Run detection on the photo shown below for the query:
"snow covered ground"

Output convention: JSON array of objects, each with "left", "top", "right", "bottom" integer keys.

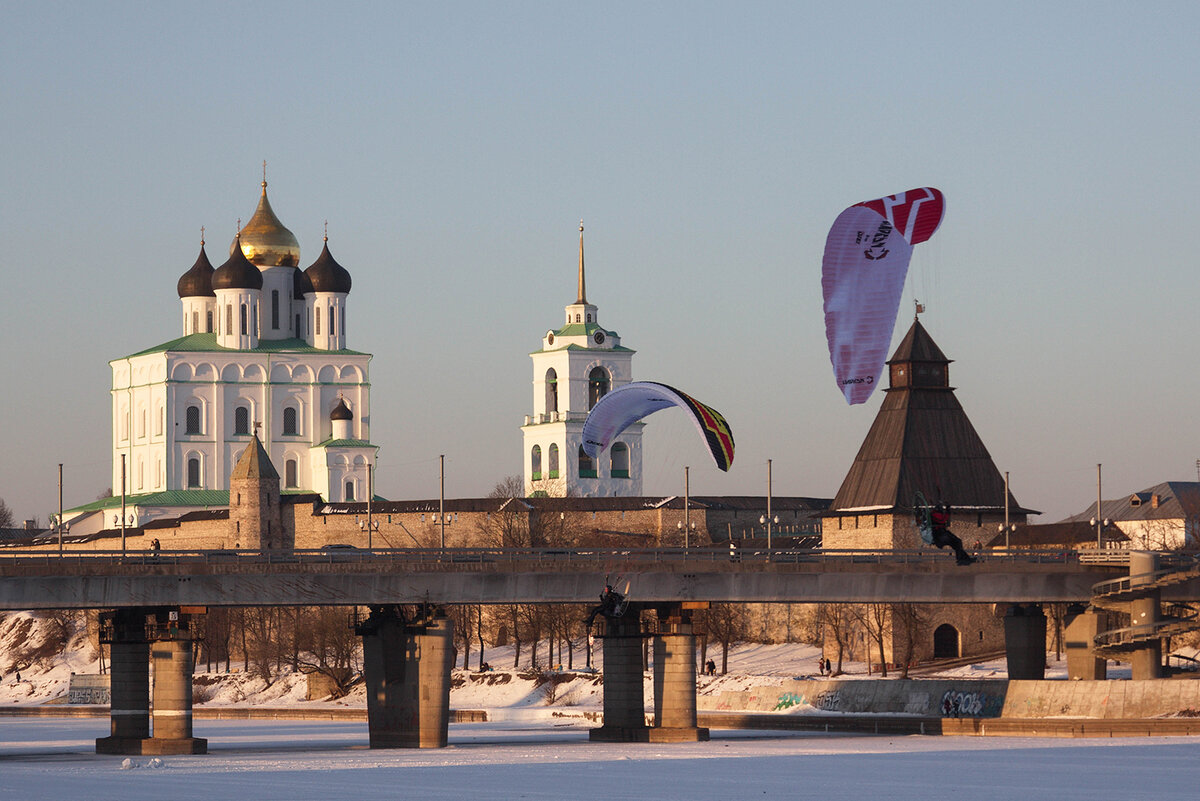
[{"left": 3, "top": 717, "right": 1200, "bottom": 801}]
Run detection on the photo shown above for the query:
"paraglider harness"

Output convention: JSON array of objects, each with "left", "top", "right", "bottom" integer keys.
[
  {"left": 585, "top": 575, "right": 628, "bottom": 628},
  {"left": 913, "top": 491, "right": 974, "bottom": 565}
]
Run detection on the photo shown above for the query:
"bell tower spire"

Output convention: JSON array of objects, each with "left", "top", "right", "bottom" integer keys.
[{"left": 576, "top": 220, "right": 587, "bottom": 305}]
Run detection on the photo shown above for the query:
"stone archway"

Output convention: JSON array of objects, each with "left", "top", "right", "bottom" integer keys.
[{"left": 933, "top": 623, "right": 960, "bottom": 659}]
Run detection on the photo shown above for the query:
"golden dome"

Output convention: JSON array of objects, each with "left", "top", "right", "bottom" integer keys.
[{"left": 231, "top": 181, "right": 300, "bottom": 267}]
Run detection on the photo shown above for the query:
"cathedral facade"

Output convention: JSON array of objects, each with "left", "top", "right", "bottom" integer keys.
[{"left": 69, "top": 178, "right": 377, "bottom": 534}]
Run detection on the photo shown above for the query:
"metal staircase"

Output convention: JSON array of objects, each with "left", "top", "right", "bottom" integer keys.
[{"left": 1090, "top": 555, "right": 1200, "bottom": 656}]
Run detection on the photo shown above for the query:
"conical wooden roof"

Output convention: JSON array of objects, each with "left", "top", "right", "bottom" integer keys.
[
  {"left": 830, "top": 320, "right": 1027, "bottom": 514},
  {"left": 230, "top": 432, "right": 279, "bottom": 481}
]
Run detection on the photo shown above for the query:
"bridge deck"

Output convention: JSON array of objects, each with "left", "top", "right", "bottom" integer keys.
[{"left": 1, "top": 548, "right": 1178, "bottom": 610}]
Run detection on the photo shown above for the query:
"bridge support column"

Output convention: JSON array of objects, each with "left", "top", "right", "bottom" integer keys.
[
  {"left": 650, "top": 609, "right": 708, "bottom": 743},
  {"left": 96, "top": 609, "right": 150, "bottom": 754},
  {"left": 358, "top": 606, "right": 454, "bottom": 748},
  {"left": 1064, "top": 603, "right": 1107, "bottom": 680},
  {"left": 590, "top": 607, "right": 649, "bottom": 742},
  {"left": 1128, "top": 552, "right": 1162, "bottom": 680},
  {"left": 1003, "top": 604, "right": 1046, "bottom": 680},
  {"left": 144, "top": 626, "right": 207, "bottom": 754}
]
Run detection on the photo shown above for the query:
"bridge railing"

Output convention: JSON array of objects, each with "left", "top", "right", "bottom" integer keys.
[{"left": 0, "top": 546, "right": 1124, "bottom": 576}]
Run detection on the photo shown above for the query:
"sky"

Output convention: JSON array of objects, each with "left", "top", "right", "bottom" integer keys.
[{"left": 2, "top": 1, "right": 1199, "bottom": 524}]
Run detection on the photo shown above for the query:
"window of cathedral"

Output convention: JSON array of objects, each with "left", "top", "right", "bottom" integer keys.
[
  {"left": 119, "top": 407, "right": 129, "bottom": 442},
  {"left": 545, "top": 368, "right": 558, "bottom": 413},
  {"left": 345, "top": 481, "right": 355, "bottom": 501},
  {"left": 185, "top": 404, "right": 201, "bottom": 435},
  {"left": 206, "top": 310, "right": 213, "bottom": 333},
  {"left": 187, "top": 456, "right": 201, "bottom": 488},
  {"left": 283, "top": 406, "right": 299, "bottom": 436},
  {"left": 156, "top": 406, "right": 164, "bottom": 437},
  {"left": 611, "top": 442, "right": 630, "bottom": 478},
  {"left": 137, "top": 408, "right": 146, "bottom": 440},
  {"left": 271, "top": 290, "right": 280, "bottom": 330},
  {"left": 531, "top": 445, "right": 542, "bottom": 481},
  {"left": 240, "top": 303, "right": 248, "bottom": 336},
  {"left": 330, "top": 307, "right": 336, "bottom": 339},
  {"left": 192, "top": 310, "right": 199, "bottom": 334},
  {"left": 341, "top": 307, "right": 346, "bottom": 336},
  {"left": 226, "top": 304, "right": 233, "bottom": 336},
  {"left": 588, "top": 367, "right": 610, "bottom": 409},
  {"left": 285, "top": 459, "right": 298, "bottom": 488},
  {"left": 575, "top": 314, "right": 581, "bottom": 323},
  {"left": 548, "top": 443, "right": 559, "bottom": 478},
  {"left": 578, "top": 446, "right": 596, "bottom": 478},
  {"left": 234, "top": 406, "right": 250, "bottom": 436},
  {"left": 315, "top": 307, "right": 321, "bottom": 336}
]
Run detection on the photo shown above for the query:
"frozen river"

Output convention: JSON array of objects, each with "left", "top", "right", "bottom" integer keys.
[{"left": 2, "top": 717, "right": 1199, "bottom": 801}]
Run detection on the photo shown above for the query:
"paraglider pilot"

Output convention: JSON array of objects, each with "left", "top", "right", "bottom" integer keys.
[
  {"left": 930, "top": 503, "right": 974, "bottom": 565},
  {"left": 585, "top": 580, "right": 625, "bottom": 628}
]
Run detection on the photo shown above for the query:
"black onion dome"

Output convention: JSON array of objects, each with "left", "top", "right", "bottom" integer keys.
[
  {"left": 293, "top": 265, "right": 313, "bottom": 300},
  {"left": 304, "top": 241, "right": 352, "bottom": 294},
  {"left": 330, "top": 398, "right": 353, "bottom": 421},
  {"left": 212, "top": 236, "right": 264, "bottom": 291},
  {"left": 177, "top": 244, "right": 216, "bottom": 298}
]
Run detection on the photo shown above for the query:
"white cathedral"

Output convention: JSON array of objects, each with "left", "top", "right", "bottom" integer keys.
[
  {"left": 66, "top": 178, "right": 377, "bottom": 534},
  {"left": 521, "top": 224, "right": 644, "bottom": 497}
]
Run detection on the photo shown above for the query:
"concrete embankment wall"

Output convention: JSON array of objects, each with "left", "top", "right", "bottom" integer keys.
[{"left": 700, "top": 678, "right": 1200, "bottom": 719}]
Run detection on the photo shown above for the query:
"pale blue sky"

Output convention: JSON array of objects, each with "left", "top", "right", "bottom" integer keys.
[{"left": 2, "top": 1, "right": 1198, "bottom": 523}]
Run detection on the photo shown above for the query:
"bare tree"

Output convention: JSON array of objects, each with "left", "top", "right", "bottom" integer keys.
[
  {"left": 0, "top": 497, "right": 13, "bottom": 529},
  {"left": 699, "top": 604, "right": 749, "bottom": 674},
  {"left": 891, "top": 603, "right": 928, "bottom": 677},
  {"left": 850, "top": 603, "right": 890, "bottom": 677},
  {"left": 816, "top": 603, "right": 855, "bottom": 675},
  {"left": 292, "top": 606, "right": 360, "bottom": 698}
]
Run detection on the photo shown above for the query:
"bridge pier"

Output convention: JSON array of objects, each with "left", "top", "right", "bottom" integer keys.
[
  {"left": 357, "top": 606, "right": 454, "bottom": 748},
  {"left": 1064, "top": 603, "right": 1107, "bottom": 680},
  {"left": 651, "top": 609, "right": 708, "bottom": 742},
  {"left": 96, "top": 608, "right": 206, "bottom": 755},
  {"left": 1003, "top": 604, "right": 1046, "bottom": 680},
  {"left": 590, "top": 607, "right": 649, "bottom": 742},
  {"left": 1128, "top": 552, "right": 1162, "bottom": 680}
]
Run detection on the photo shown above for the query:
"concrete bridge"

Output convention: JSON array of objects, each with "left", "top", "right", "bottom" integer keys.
[
  {"left": 0, "top": 547, "right": 1181, "bottom": 609},
  {"left": 3, "top": 547, "right": 1198, "bottom": 755}
]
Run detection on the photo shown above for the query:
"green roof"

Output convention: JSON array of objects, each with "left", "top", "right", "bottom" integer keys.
[
  {"left": 117, "top": 333, "right": 370, "bottom": 360},
  {"left": 316, "top": 438, "right": 378, "bottom": 449},
  {"left": 65, "top": 489, "right": 231, "bottom": 515}
]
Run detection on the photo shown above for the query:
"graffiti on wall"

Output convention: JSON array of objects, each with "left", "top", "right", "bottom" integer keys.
[{"left": 940, "top": 689, "right": 1001, "bottom": 718}]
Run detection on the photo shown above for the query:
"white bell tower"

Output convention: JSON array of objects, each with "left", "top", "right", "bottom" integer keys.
[{"left": 521, "top": 223, "right": 643, "bottom": 497}]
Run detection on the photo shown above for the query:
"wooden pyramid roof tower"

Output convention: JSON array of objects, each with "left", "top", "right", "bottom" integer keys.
[{"left": 830, "top": 319, "right": 1027, "bottom": 515}]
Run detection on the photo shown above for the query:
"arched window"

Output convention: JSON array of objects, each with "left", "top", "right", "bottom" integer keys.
[
  {"left": 271, "top": 290, "right": 280, "bottom": 330},
  {"left": 548, "top": 443, "right": 560, "bottom": 478},
  {"left": 225, "top": 304, "right": 233, "bottom": 335},
  {"left": 315, "top": 306, "right": 322, "bottom": 336},
  {"left": 575, "top": 313, "right": 581, "bottom": 323},
  {"left": 611, "top": 442, "right": 630, "bottom": 478},
  {"left": 192, "top": 310, "right": 199, "bottom": 334},
  {"left": 579, "top": 446, "right": 596, "bottom": 478},
  {"left": 933, "top": 624, "right": 960, "bottom": 659},
  {"left": 340, "top": 307, "right": 346, "bottom": 336},
  {"left": 545, "top": 368, "right": 558, "bottom": 413},
  {"left": 285, "top": 458, "right": 298, "bottom": 489},
  {"left": 156, "top": 405, "right": 164, "bottom": 436},
  {"left": 345, "top": 481, "right": 355, "bottom": 501},
  {"left": 234, "top": 406, "right": 250, "bottom": 436},
  {"left": 137, "top": 408, "right": 145, "bottom": 439},
  {"left": 240, "top": 303, "right": 248, "bottom": 335},
  {"left": 329, "top": 306, "right": 336, "bottom": 338},
  {"left": 588, "top": 367, "right": 610, "bottom": 409},
  {"left": 185, "top": 404, "right": 201, "bottom": 435},
  {"left": 206, "top": 310, "right": 213, "bottom": 333},
  {"left": 187, "top": 456, "right": 201, "bottom": 488},
  {"left": 295, "top": 313, "right": 301, "bottom": 336},
  {"left": 531, "top": 445, "right": 542, "bottom": 480},
  {"left": 283, "top": 406, "right": 298, "bottom": 436}
]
